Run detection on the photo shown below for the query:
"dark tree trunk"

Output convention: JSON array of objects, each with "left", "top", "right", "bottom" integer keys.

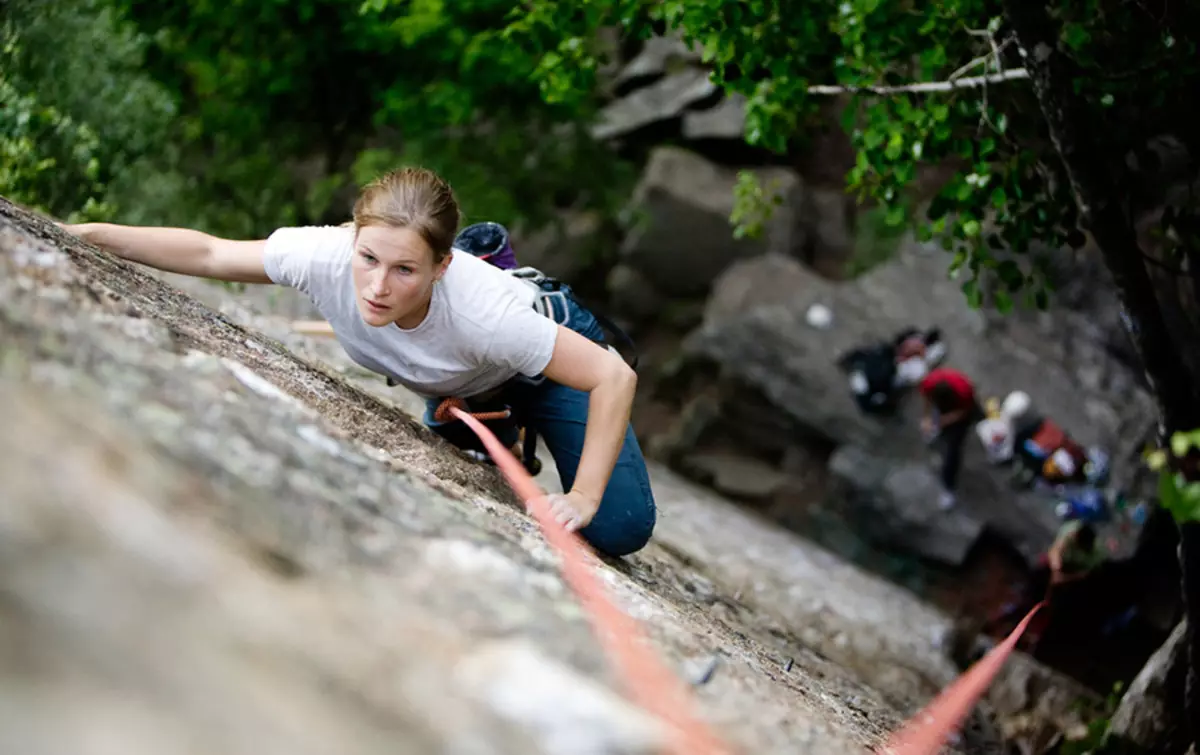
[{"left": 1002, "top": 0, "right": 1200, "bottom": 746}]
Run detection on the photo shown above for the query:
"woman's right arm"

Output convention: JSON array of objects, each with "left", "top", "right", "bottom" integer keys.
[{"left": 61, "top": 222, "right": 272, "bottom": 284}]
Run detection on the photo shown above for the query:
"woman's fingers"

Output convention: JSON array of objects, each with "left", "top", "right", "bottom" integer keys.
[{"left": 538, "top": 493, "right": 583, "bottom": 532}]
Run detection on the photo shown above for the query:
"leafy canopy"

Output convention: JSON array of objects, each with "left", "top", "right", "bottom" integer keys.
[
  {"left": 505, "top": 0, "right": 1199, "bottom": 312},
  {"left": 4, "top": 0, "right": 635, "bottom": 237}
]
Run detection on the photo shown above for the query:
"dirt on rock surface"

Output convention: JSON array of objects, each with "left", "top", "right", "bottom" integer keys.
[{"left": 0, "top": 197, "right": 1095, "bottom": 753}]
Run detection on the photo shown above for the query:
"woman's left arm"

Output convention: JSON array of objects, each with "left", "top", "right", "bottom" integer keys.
[{"left": 540, "top": 326, "right": 638, "bottom": 527}]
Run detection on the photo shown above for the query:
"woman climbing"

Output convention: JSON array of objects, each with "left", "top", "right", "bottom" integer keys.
[{"left": 59, "top": 166, "right": 657, "bottom": 557}]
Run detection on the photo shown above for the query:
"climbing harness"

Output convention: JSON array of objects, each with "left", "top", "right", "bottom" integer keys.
[{"left": 431, "top": 395, "right": 543, "bottom": 476}]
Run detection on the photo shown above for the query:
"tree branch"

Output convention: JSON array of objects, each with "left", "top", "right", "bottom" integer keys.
[
  {"left": 949, "top": 34, "right": 1014, "bottom": 81},
  {"left": 806, "top": 68, "right": 1028, "bottom": 96}
]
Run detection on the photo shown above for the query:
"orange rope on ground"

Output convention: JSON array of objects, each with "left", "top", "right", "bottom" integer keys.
[
  {"left": 448, "top": 405, "right": 1047, "bottom": 755},
  {"left": 448, "top": 406, "right": 734, "bottom": 755},
  {"left": 875, "top": 602, "right": 1047, "bottom": 755}
]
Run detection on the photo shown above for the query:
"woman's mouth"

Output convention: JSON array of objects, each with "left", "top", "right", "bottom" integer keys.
[{"left": 365, "top": 298, "right": 389, "bottom": 313}]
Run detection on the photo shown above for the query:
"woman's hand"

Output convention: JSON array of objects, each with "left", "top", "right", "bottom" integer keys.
[
  {"left": 56, "top": 222, "right": 92, "bottom": 240},
  {"left": 537, "top": 490, "right": 601, "bottom": 533}
]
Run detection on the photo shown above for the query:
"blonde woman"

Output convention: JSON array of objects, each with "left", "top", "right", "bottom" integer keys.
[{"left": 60, "top": 167, "right": 657, "bottom": 557}]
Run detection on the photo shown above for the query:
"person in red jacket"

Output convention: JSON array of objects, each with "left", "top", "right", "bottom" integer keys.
[{"left": 919, "top": 366, "right": 985, "bottom": 510}]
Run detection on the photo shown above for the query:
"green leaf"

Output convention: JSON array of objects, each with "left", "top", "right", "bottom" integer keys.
[
  {"left": 1159, "top": 470, "right": 1184, "bottom": 517},
  {"left": 962, "top": 218, "right": 981, "bottom": 237},
  {"left": 1146, "top": 449, "right": 1168, "bottom": 471},
  {"left": 962, "top": 278, "right": 982, "bottom": 309},
  {"left": 884, "top": 130, "right": 904, "bottom": 160},
  {"left": 1161, "top": 471, "right": 1200, "bottom": 524},
  {"left": 997, "top": 259, "right": 1024, "bottom": 291},
  {"left": 994, "top": 290, "right": 1013, "bottom": 314},
  {"left": 1061, "top": 22, "right": 1090, "bottom": 51},
  {"left": 1171, "top": 432, "right": 1191, "bottom": 457}
]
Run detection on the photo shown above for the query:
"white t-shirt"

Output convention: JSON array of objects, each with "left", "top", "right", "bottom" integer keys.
[{"left": 262, "top": 225, "right": 559, "bottom": 399}]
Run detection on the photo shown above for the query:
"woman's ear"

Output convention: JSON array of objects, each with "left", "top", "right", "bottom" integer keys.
[{"left": 435, "top": 253, "right": 453, "bottom": 281}]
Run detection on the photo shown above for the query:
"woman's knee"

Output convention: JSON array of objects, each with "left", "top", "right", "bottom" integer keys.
[{"left": 579, "top": 461, "right": 657, "bottom": 557}]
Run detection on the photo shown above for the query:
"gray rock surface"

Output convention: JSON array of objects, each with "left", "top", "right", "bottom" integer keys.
[
  {"left": 611, "top": 32, "right": 704, "bottom": 93},
  {"left": 684, "top": 249, "right": 1156, "bottom": 565},
  {"left": 0, "top": 196, "right": 1097, "bottom": 754},
  {"left": 508, "top": 209, "right": 607, "bottom": 284},
  {"left": 593, "top": 68, "right": 718, "bottom": 141},
  {"left": 1109, "top": 620, "right": 1191, "bottom": 753},
  {"left": 682, "top": 94, "right": 748, "bottom": 140},
  {"left": 679, "top": 452, "right": 791, "bottom": 500},
  {"left": 619, "top": 147, "right": 803, "bottom": 298}
]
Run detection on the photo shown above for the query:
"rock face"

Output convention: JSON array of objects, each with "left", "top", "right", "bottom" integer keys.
[
  {"left": 1108, "top": 620, "right": 1191, "bottom": 753},
  {"left": 619, "top": 147, "right": 803, "bottom": 299},
  {"left": 0, "top": 196, "right": 1099, "bottom": 753},
  {"left": 595, "top": 32, "right": 711, "bottom": 141},
  {"left": 683, "top": 248, "right": 1157, "bottom": 566},
  {"left": 593, "top": 33, "right": 860, "bottom": 288}
]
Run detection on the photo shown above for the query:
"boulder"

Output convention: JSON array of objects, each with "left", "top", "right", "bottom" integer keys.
[
  {"left": 683, "top": 244, "right": 1157, "bottom": 565},
  {"left": 620, "top": 147, "right": 803, "bottom": 298},
  {"left": 611, "top": 32, "right": 704, "bottom": 94},
  {"left": 509, "top": 209, "right": 608, "bottom": 284},
  {"left": 1108, "top": 620, "right": 1191, "bottom": 753},
  {"left": 799, "top": 188, "right": 856, "bottom": 277},
  {"left": 682, "top": 93, "right": 747, "bottom": 141},
  {"left": 830, "top": 446, "right": 986, "bottom": 566},
  {"left": 679, "top": 452, "right": 791, "bottom": 500},
  {"left": 592, "top": 67, "right": 718, "bottom": 142},
  {"left": 606, "top": 263, "right": 662, "bottom": 322}
]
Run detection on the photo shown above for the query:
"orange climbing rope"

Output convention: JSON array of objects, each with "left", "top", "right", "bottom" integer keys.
[
  {"left": 446, "top": 404, "right": 1048, "bottom": 755},
  {"left": 875, "top": 602, "right": 1047, "bottom": 754},
  {"left": 434, "top": 396, "right": 511, "bottom": 424},
  {"left": 448, "top": 406, "right": 733, "bottom": 755}
]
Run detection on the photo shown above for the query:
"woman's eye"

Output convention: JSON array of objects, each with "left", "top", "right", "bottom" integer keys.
[{"left": 360, "top": 253, "right": 377, "bottom": 265}]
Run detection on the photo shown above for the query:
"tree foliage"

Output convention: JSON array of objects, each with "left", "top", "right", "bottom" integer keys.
[
  {"left": 506, "top": 0, "right": 1200, "bottom": 313},
  {"left": 3, "top": 0, "right": 635, "bottom": 236},
  {"left": 0, "top": 0, "right": 175, "bottom": 221}
]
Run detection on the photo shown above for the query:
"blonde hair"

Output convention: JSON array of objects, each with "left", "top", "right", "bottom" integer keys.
[{"left": 351, "top": 167, "right": 461, "bottom": 262}]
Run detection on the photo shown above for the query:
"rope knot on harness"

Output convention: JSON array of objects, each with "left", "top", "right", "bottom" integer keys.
[{"left": 433, "top": 396, "right": 511, "bottom": 425}]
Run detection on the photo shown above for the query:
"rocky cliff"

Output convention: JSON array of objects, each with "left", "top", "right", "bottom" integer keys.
[{"left": 0, "top": 197, "right": 1105, "bottom": 752}]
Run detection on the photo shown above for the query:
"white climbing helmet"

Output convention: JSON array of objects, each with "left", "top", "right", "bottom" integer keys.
[{"left": 1001, "top": 390, "right": 1031, "bottom": 420}]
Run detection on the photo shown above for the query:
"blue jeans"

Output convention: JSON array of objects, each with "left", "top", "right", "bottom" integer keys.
[{"left": 424, "top": 284, "right": 657, "bottom": 557}]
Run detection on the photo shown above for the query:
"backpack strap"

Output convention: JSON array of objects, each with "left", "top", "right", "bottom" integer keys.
[{"left": 510, "top": 267, "right": 639, "bottom": 370}]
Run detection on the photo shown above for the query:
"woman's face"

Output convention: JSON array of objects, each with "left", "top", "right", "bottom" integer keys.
[{"left": 351, "top": 225, "right": 450, "bottom": 329}]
